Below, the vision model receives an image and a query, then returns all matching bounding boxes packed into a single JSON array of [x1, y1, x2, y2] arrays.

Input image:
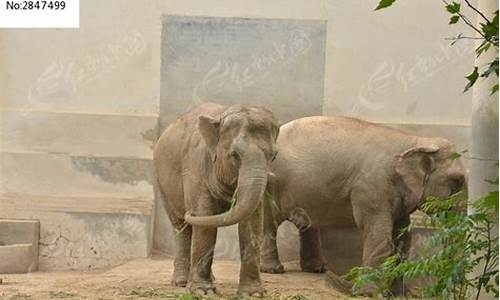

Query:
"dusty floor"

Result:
[[0, 254, 356, 300]]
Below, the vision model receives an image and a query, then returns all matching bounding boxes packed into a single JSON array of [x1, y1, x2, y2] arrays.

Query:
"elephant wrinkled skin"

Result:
[[154, 102, 279, 297], [260, 116, 466, 296]]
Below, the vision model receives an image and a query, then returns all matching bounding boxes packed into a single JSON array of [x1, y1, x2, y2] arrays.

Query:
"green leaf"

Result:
[[481, 21, 499, 42], [464, 67, 479, 93], [375, 0, 396, 10], [480, 10, 499, 43], [474, 191, 499, 212], [178, 293, 201, 300], [476, 40, 492, 57], [445, 2, 461, 14], [493, 10, 499, 27], [482, 58, 499, 78], [491, 83, 499, 95], [449, 15, 460, 24], [449, 152, 462, 160]]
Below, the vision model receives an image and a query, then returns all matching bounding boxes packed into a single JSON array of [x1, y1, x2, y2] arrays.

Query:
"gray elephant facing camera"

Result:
[[154, 102, 279, 297], [260, 116, 466, 295]]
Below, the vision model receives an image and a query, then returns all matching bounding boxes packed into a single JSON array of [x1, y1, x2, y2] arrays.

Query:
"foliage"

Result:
[[264, 190, 280, 211], [375, 0, 397, 10], [375, 0, 499, 95], [177, 293, 201, 300], [344, 2, 500, 299], [345, 186, 499, 299], [228, 190, 278, 216]]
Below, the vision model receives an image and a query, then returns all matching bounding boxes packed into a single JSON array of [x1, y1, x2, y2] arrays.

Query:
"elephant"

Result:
[[259, 116, 466, 295], [154, 102, 279, 297]]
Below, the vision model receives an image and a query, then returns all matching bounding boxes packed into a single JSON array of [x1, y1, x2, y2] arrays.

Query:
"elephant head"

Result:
[[185, 105, 280, 227], [395, 137, 467, 214]]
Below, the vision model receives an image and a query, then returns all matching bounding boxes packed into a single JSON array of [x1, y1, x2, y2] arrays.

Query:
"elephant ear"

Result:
[[395, 144, 439, 214], [198, 115, 220, 154]]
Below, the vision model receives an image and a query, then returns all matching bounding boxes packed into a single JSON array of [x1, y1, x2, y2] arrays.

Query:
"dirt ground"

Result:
[[0, 254, 357, 300]]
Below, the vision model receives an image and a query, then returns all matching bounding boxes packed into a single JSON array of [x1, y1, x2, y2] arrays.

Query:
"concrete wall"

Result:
[[0, 0, 475, 270]]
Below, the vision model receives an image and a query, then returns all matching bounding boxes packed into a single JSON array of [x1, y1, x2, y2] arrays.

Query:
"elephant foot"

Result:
[[300, 260, 326, 273], [171, 278, 187, 287], [353, 285, 381, 298], [352, 283, 392, 298], [187, 281, 216, 296], [260, 261, 285, 274], [238, 282, 266, 298], [171, 273, 188, 287], [325, 270, 353, 295]]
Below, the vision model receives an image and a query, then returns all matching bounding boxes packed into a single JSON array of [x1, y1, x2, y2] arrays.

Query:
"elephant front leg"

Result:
[[300, 227, 326, 273], [260, 200, 284, 273], [357, 215, 395, 296], [392, 216, 412, 296], [188, 225, 217, 295], [238, 203, 265, 297], [362, 218, 394, 267], [172, 225, 192, 287]]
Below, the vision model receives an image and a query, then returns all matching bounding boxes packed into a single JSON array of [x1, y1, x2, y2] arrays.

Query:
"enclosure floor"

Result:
[[0, 253, 355, 299]]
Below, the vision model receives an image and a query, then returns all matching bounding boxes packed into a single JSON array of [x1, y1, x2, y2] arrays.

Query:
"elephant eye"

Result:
[[229, 150, 240, 161], [449, 175, 465, 195]]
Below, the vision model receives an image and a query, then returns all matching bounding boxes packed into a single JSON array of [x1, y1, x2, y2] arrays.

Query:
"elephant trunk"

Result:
[[184, 147, 268, 227]]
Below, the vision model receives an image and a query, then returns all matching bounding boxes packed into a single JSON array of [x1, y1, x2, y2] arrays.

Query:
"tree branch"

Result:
[[463, 0, 492, 24], [441, 0, 499, 48], [445, 36, 484, 41]]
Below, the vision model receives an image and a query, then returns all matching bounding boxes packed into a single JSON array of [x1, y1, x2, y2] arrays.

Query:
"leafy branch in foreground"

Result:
[[345, 187, 499, 299]]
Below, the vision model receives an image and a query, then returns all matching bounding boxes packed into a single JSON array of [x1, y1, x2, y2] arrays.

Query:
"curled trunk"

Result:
[[185, 149, 268, 227]]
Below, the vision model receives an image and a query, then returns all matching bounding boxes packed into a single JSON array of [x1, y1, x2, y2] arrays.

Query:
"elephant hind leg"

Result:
[[299, 227, 326, 273], [172, 225, 192, 287]]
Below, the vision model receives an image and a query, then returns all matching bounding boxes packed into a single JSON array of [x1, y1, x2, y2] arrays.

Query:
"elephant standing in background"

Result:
[[154, 102, 279, 297], [260, 116, 466, 295]]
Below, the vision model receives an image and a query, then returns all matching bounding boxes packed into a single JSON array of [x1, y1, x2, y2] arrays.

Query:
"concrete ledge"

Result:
[[0, 193, 153, 216], [0, 219, 40, 273], [0, 219, 40, 245], [0, 152, 154, 200], [0, 244, 37, 274], [0, 210, 151, 271], [1, 110, 158, 159]]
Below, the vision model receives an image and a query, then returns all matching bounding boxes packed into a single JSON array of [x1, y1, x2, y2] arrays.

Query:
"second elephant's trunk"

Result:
[[184, 148, 268, 227]]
